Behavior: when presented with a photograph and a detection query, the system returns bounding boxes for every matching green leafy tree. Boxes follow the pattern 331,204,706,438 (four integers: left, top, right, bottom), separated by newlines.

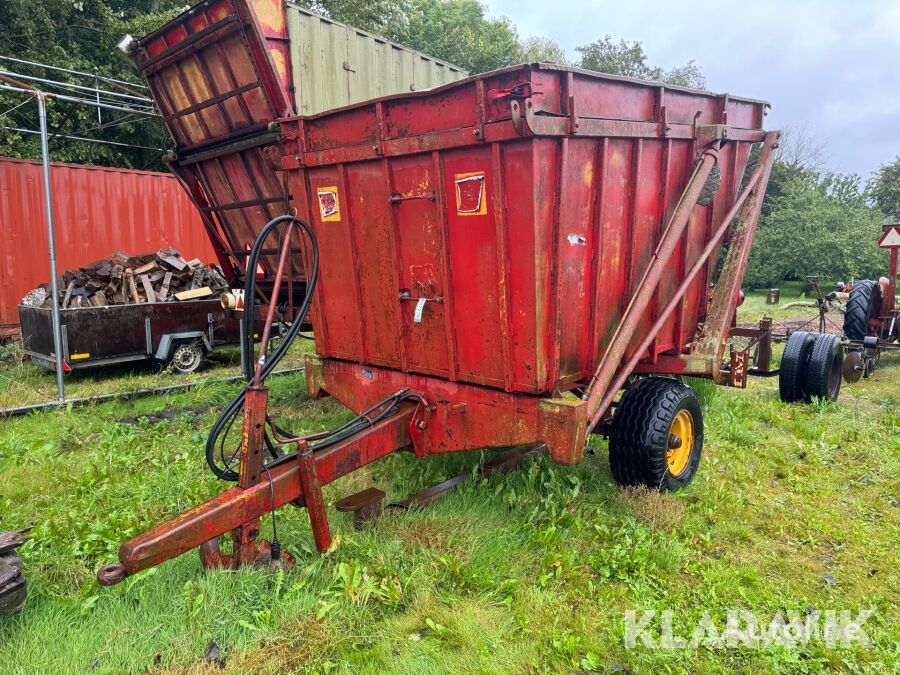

746,169,887,288
311,0,523,74
306,0,414,37
575,35,705,88
0,0,184,169
520,36,567,64
390,0,522,74
867,154,900,222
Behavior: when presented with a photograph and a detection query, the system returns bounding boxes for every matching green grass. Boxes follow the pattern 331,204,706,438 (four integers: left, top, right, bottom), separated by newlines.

0,318,897,673
0,341,308,411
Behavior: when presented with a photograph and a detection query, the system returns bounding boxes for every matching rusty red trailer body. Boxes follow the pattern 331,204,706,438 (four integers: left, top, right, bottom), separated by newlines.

280,65,767,397
98,12,780,585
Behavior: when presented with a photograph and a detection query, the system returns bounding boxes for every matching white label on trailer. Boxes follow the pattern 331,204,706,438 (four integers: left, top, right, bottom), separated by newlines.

413,297,427,323
878,226,900,248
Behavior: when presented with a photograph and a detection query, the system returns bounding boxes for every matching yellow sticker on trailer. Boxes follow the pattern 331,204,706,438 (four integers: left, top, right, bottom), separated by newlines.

70,353,91,360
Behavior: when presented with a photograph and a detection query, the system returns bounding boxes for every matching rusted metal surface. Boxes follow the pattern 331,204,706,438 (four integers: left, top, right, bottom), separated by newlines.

18,299,244,370
0,157,214,333
877,224,899,337
280,64,769,410
335,487,386,529
131,0,464,290
583,143,722,424
304,354,587,465
392,444,543,509
133,0,295,285
694,132,779,381
98,404,416,583
727,318,776,379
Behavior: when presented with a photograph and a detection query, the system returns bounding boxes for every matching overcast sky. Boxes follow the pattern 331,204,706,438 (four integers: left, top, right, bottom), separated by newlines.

486,0,900,178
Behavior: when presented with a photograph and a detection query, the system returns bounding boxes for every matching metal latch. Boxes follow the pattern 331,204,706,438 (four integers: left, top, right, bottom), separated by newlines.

398,290,444,324
389,191,436,204
486,82,538,101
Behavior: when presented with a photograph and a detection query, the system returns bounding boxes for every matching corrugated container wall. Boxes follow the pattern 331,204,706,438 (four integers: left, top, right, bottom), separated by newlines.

286,2,466,115
0,157,215,334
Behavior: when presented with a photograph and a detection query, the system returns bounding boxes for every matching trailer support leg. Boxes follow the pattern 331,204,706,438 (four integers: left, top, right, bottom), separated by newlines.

297,445,331,552
197,385,292,571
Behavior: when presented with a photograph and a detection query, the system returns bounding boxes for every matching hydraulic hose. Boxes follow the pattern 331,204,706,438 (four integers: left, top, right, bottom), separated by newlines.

205,214,424,482
206,215,318,481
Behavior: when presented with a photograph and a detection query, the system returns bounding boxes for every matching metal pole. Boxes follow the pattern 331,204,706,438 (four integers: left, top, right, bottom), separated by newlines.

36,93,66,401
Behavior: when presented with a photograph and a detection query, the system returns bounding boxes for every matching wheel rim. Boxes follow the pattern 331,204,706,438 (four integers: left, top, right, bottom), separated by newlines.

667,409,694,476
172,344,202,372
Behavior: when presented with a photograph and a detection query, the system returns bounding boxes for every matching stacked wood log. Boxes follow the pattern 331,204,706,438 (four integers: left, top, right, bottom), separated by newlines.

29,248,230,309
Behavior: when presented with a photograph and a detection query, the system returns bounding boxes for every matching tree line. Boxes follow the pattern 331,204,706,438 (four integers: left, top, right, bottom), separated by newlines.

745,135,898,289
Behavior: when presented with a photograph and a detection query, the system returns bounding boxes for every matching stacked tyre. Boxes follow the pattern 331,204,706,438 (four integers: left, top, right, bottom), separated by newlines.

778,331,844,403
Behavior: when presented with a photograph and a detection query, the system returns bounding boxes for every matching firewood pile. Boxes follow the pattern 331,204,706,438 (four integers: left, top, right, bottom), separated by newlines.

21,248,230,309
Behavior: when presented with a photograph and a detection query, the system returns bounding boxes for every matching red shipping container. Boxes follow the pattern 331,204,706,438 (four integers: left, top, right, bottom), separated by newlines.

0,157,215,334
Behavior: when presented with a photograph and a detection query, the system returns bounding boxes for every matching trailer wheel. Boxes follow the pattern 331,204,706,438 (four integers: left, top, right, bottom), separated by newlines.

169,341,206,375
843,280,880,341
804,333,843,401
778,331,816,403
608,377,703,491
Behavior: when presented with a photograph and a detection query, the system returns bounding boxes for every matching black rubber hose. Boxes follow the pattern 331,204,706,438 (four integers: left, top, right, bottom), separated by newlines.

206,215,318,481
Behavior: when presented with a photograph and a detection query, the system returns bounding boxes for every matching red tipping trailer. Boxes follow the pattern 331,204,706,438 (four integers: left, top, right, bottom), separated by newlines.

278,63,774,458
99,9,781,584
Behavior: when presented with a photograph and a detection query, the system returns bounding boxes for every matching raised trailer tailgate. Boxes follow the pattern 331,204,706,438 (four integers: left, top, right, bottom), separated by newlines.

132,0,467,288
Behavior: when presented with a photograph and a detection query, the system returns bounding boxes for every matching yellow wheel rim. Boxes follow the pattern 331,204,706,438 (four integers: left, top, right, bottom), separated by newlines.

666,409,694,476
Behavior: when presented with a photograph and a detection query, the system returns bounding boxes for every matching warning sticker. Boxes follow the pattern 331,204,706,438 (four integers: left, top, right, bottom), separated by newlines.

454,172,487,216
317,186,341,222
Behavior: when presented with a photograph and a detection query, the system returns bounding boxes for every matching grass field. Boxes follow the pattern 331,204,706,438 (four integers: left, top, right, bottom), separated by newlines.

0,292,897,673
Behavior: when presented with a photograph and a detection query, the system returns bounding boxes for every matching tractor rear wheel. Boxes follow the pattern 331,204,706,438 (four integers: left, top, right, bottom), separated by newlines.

843,280,880,341
804,333,844,401
779,331,816,403
609,377,703,491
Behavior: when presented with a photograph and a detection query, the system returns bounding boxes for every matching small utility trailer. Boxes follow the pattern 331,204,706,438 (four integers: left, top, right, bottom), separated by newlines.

19,300,243,374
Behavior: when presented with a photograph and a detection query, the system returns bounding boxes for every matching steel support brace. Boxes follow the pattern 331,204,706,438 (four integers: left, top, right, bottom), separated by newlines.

304,355,587,465
693,132,780,380
585,131,780,426
297,447,331,551
583,141,721,427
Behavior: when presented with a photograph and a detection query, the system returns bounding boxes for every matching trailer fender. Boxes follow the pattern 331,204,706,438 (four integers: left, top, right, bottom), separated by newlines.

155,332,212,361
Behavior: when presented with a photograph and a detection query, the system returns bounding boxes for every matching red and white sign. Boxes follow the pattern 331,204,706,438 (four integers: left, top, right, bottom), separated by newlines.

878,225,900,249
